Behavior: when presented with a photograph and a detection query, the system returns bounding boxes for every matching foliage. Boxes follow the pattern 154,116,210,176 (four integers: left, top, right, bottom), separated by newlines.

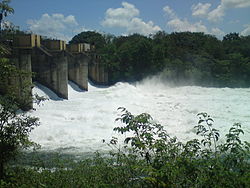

110,108,250,187
1,153,144,188
0,95,40,179
0,42,33,110
69,31,107,52
2,108,250,187
71,31,250,87
0,0,14,15
0,33,40,180
0,0,14,32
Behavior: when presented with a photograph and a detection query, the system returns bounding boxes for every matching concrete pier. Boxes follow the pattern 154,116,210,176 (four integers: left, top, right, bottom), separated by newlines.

32,47,68,99
67,43,89,91
68,53,88,91
16,49,33,110
88,54,108,85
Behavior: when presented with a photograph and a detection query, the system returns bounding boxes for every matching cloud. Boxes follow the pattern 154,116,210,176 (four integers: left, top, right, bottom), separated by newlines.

167,18,208,33
191,3,211,18
163,5,226,38
27,13,87,41
163,6,208,33
229,20,240,24
222,0,250,8
105,2,139,20
101,2,161,35
211,28,225,37
127,18,161,34
195,0,250,23
73,26,89,34
241,24,250,36
207,5,225,22
163,6,177,19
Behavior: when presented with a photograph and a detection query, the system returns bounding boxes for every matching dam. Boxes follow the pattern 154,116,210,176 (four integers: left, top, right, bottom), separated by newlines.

2,34,109,110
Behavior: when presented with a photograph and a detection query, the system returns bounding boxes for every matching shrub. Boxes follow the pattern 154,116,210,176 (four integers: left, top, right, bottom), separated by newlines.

2,108,250,187
0,95,40,179
110,107,250,187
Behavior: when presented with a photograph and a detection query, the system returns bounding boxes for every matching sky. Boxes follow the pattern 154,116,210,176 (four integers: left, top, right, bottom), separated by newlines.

4,0,250,41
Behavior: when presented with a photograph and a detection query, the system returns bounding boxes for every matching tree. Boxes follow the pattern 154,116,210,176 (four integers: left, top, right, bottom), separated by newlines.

0,96,39,179
0,43,40,179
69,31,106,52
116,34,153,80
68,30,250,86
223,32,240,41
0,0,14,32
110,108,250,187
152,44,165,72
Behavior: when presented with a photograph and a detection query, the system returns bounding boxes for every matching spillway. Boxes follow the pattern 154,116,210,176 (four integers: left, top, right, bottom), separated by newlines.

29,77,250,154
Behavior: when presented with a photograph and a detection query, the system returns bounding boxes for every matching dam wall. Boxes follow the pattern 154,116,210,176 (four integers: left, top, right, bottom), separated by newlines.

2,34,109,110
88,54,108,85
14,49,33,110
67,43,89,91
68,53,88,91
32,45,68,99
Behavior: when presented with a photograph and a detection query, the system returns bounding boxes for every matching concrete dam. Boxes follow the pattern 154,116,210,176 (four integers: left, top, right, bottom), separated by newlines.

4,34,108,110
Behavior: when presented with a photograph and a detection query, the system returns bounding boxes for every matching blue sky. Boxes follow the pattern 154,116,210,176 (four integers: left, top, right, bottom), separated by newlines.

4,0,250,41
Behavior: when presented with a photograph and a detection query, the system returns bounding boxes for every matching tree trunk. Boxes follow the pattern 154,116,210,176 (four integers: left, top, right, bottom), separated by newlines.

0,162,4,179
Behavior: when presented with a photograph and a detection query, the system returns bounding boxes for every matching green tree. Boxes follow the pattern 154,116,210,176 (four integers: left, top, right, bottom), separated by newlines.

69,30,250,87
222,33,243,55
69,31,106,52
152,44,165,72
223,32,240,41
116,34,153,80
100,43,121,83
111,108,250,187
0,96,39,179
0,0,14,32
0,42,40,179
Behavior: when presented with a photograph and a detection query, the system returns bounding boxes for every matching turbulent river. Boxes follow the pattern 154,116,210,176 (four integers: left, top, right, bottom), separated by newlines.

29,77,250,155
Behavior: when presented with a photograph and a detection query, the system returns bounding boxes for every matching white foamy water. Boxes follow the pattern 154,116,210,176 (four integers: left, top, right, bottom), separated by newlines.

29,77,250,154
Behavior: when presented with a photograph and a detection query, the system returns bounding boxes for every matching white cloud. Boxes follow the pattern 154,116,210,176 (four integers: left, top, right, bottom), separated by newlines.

73,26,89,34
167,18,208,33
163,5,208,33
229,20,240,24
63,15,78,25
27,13,87,41
163,6,176,19
222,0,250,8
163,5,226,38
211,28,225,37
207,5,225,22
105,2,139,20
241,24,250,36
128,18,161,34
202,0,250,23
191,3,211,18
102,2,161,35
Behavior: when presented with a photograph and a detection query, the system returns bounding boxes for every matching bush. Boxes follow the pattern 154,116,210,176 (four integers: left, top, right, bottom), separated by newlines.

0,41,41,179
110,108,250,187
2,108,250,187
0,95,40,179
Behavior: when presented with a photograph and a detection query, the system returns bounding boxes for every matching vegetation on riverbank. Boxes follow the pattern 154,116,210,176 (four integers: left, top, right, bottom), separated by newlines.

1,40,250,186
1,1,250,187
1,108,250,187
71,31,250,87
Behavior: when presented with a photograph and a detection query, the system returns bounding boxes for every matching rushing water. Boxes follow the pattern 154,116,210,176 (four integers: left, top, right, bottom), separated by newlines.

29,77,250,154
